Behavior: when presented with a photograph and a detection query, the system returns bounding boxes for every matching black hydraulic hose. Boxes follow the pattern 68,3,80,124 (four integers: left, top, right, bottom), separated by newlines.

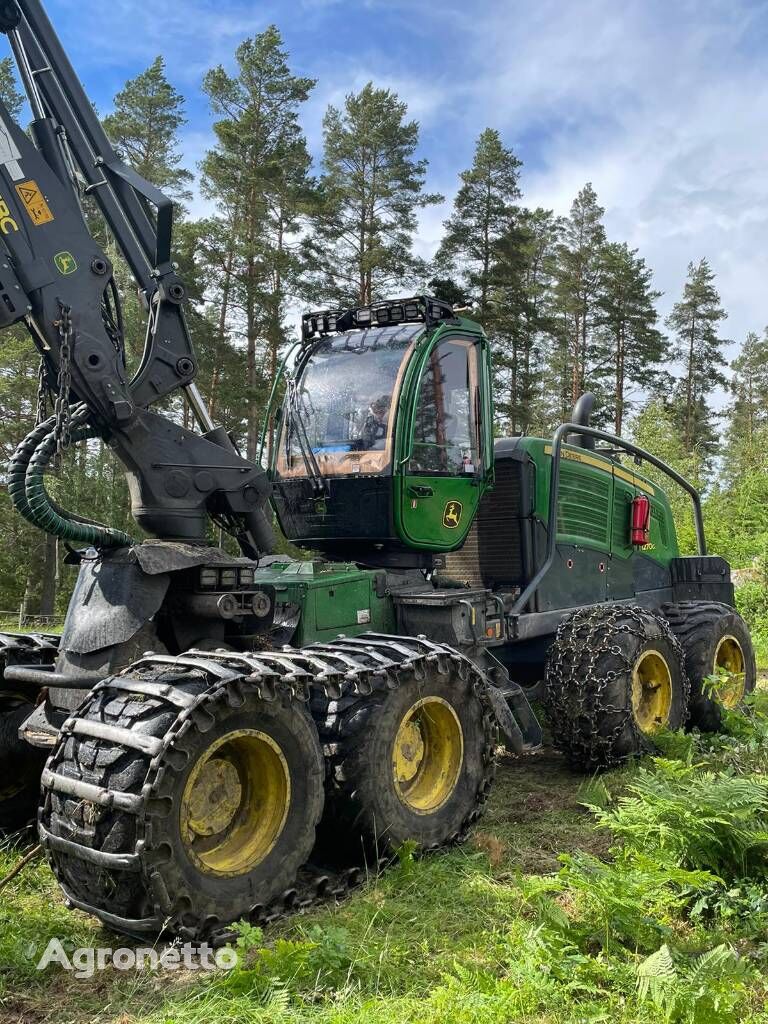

8,412,63,521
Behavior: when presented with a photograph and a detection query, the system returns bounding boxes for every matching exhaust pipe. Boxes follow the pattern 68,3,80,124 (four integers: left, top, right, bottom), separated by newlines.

567,392,596,450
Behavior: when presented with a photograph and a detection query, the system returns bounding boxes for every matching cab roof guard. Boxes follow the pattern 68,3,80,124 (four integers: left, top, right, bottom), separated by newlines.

301,295,457,342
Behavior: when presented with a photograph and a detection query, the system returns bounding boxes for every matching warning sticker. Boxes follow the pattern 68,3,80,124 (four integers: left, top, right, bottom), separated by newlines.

15,180,54,226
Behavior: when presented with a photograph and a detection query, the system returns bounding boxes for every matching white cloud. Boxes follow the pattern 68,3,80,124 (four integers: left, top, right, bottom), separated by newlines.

43,0,766,383
47,0,276,80
449,0,768,360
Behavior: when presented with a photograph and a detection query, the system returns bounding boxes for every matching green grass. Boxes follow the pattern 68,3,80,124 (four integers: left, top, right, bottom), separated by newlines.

3,703,768,1024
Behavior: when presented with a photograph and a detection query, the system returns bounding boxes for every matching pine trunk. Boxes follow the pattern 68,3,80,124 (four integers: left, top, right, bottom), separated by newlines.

685,316,696,449
39,532,57,617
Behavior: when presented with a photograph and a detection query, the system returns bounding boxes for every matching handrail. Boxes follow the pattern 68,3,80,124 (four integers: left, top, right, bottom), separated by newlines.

510,422,707,617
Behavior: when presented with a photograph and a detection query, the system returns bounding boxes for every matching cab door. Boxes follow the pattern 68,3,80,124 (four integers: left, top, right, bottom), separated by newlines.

396,332,491,551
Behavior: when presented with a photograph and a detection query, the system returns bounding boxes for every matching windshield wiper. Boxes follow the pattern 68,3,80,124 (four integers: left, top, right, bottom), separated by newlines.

285,380,328,498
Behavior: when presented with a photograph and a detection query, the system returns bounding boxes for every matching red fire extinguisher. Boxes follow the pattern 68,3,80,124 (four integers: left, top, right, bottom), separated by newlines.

630,494,651,546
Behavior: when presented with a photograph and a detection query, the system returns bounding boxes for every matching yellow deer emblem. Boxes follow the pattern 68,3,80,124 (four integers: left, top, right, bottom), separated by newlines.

442,500,463,529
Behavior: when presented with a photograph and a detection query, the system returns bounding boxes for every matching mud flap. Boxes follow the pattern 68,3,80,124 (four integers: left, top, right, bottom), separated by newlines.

60,550,169,657
485,680,543,753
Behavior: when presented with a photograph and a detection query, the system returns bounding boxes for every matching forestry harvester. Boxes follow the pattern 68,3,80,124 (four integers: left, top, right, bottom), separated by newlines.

0,0,755,939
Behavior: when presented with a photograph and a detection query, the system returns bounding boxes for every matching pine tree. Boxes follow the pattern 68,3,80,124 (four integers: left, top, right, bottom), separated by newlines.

551,183,606,414
630,398,703,553
0,56,24,118
597,242,665,434
201,27,316,458
491,207,561,434
436,129,521,321
705,330,768,563
665,258,728,451
103,56,192,201
0,59,61,617
722,329,768,482
313,83,442,306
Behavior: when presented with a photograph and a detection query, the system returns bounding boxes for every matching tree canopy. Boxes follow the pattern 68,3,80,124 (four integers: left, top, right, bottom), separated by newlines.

0,41,761,620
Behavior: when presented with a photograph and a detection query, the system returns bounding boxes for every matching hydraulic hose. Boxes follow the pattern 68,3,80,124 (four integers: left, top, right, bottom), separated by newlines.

8,411,77,525
8,408,134,548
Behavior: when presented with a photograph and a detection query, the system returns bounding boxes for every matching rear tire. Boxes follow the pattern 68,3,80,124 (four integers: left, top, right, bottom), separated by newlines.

662,602,756,732
545,605,689,770
0,694,46,832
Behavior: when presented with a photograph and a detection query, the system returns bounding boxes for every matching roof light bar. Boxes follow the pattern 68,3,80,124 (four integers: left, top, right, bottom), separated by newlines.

301,295,457,341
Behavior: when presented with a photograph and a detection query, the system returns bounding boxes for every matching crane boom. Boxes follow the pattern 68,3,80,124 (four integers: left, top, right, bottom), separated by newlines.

0,0,274,555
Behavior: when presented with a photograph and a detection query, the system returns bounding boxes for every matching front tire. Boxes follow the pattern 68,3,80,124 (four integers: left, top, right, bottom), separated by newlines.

662,602,756,732
40,661,325,938
545,605,689,770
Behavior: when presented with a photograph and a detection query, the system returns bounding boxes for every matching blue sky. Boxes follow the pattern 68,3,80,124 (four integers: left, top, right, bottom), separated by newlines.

6,0,768,379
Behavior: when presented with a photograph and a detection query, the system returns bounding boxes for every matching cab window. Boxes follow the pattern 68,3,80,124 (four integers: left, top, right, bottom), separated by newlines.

409,338,479,475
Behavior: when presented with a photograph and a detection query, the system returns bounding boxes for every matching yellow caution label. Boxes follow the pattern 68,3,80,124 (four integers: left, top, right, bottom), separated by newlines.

15,180,54,226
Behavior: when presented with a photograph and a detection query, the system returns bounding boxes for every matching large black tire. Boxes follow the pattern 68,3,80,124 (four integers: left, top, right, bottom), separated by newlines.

0,694,46,832
0,633,58,833
545,604,689,770
314,639,496,857
662,602,756,732
40,660,324,938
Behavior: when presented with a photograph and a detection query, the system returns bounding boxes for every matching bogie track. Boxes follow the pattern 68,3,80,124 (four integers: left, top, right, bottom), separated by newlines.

39,634,497,939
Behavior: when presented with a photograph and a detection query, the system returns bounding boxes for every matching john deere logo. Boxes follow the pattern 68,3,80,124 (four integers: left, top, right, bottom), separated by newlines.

443,500,463,529
54,251,77,275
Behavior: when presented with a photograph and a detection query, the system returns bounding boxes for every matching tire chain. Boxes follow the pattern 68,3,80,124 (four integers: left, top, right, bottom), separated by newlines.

0,631,60,690
544,603,689,769
311,633,497,852
39,632,497,943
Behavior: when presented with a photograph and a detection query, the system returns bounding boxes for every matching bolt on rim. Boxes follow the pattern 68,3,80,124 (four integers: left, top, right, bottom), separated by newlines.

392,696,464,814
180,728,290,877
631,649,673,733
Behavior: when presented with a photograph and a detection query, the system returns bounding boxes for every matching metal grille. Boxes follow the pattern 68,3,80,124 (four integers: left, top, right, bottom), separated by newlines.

651,502,668,546
443,461,525,589
557,463,611,544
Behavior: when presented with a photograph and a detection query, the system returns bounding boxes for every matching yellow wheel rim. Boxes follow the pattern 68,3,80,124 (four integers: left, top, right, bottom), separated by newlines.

392,696,463,814
631,649,673,734
180,729,290,877
714,635,746,708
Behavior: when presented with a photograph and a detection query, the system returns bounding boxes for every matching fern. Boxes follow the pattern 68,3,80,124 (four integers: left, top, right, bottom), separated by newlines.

590,761,768,880
554,850,716,952
636,942,676,1002
635,943,752,1024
